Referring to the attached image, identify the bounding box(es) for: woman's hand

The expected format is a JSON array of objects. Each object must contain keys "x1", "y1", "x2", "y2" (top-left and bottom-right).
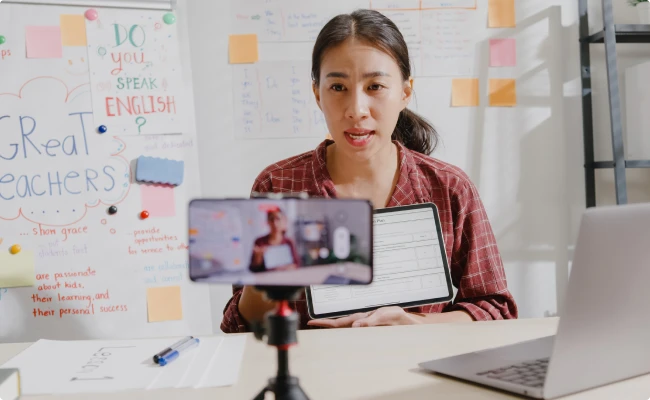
[
  {"x1": 307, "y1": 306, "x2": 423, "y2": 328},
  {"x1": 252, "y1": 245, "x2": 266, "y2": 265},
  {"x1": 307, "y1": 307, "x2": 473, "y2": 328}
]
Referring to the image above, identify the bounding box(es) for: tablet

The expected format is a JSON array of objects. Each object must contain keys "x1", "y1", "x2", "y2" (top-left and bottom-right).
[{"x1": 306, "y1": 203, "x2": 454, "y2": 319}]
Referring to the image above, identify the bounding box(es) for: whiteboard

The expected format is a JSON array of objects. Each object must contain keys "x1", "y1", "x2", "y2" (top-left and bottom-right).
[
  {"x1": 3, "y1": 0, "x2": 175, "y2": 11},
  {"x1": 0, "y1": 3, "x2": 211, "y2": 342}
]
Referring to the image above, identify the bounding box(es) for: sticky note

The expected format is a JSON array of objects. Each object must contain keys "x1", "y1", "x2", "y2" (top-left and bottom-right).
[
  {"x1": 229, "y1": 34, "x2": 259, "y2": 64},
  {"x1": 490, "y1": 38, "x2": 516, "y2": 67},
  {"x1": 60, "y1": 15, "x2": 87, "y2": 46},
  {"x1": 136, "y1": 156, "x2": 184, "y2": 186},
  {"x1": 147, "y1": 286, "x2": 183, "y2": 322},
  {"x1": 489, "y1": 79, "x2": 517, "y2": 107},
  {"x1": 140, "y1": 184, "x2": 176, "y2": 217},
  {"x1": 488, "y1": 0, "x2": 516, "y2": 28},
  {"x1": 0, "y1": 251, "x2": 35, "y2": 288},
  {"x1": 25, "y1": 26, "x2": 63, "y2": 58},
  {"x1": 451, "y1": 78, "x2": 479, "y2": 107}
]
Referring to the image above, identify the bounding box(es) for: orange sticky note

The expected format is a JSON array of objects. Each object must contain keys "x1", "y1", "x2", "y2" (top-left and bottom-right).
[
  {"x1": 488, "y1": 0, "x2": 515, "y2": 28},
  {"x1": 229, "y1": 34, "x2": 259, "y2": 64},
  {"x1": 60, "y1": 15, "x2": 87, "y2": 46},
  {"x1": 147, "y1": 286, "x2": 183, "y2": 322},
  {"x1": 489, "y1": 79, "x2": 517, "y2": 107},
  {"x1": 451, "y1": 78, "x2": 479, "y2": 107}
]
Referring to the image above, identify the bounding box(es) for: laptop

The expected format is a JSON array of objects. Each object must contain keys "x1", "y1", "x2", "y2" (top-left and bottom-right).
[{"x1": 419, "y1": 203, "x2": 650, "y2": 399}]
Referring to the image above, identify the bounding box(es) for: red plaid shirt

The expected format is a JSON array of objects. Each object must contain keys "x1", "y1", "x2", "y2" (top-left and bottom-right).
[{"x1": 221, "y1": 140, "x2": 518, "y2": 333}]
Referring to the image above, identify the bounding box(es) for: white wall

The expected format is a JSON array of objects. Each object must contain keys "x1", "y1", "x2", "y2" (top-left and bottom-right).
[{"x1": 183, "y1": 0, "x2": 650, "y2": 330}]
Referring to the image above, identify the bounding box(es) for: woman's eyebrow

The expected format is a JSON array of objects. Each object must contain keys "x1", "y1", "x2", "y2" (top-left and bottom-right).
[{"x1": 325, "y1": 71, "x2": 391, "y2": 79}]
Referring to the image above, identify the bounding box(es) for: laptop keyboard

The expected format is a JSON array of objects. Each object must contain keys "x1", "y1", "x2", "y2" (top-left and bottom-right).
[{"x1": 476, "y1": 358, "x2": 549, "y2": 388}]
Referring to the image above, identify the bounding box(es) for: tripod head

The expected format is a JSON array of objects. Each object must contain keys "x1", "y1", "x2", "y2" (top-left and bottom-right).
[{"x1": 251, "y1": 286, "x2": 310, "y2": 400}]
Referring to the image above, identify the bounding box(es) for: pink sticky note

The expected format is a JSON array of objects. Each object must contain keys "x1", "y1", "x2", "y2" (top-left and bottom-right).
[
  {"x1": 25, "y1": 26, "x2": 63, "y2": 59},
  {"x1": 140, "y1": 184, "x2": 176, "y2": 217},
  {"x1": 489, "y1": 38, "x2": 516, "y2": 67}
]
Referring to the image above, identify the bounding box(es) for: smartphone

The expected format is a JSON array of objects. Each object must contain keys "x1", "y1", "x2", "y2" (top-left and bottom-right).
[{"x1": 188, "y1": 198, "x2": 373, "y2": 287}]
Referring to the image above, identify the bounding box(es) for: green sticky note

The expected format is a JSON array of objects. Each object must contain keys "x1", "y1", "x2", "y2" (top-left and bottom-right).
[{"x1": 0, "y1": 251, "x2": 35, "y2": 288}]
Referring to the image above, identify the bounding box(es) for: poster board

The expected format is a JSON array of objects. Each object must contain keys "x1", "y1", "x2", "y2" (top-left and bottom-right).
[{"x1": 0, "y1": 2, "x2": 211, "y2": 342}]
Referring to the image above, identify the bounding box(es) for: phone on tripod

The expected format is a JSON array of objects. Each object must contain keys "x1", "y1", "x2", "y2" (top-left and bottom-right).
[{"x1": 188, "y1": 197, "x2": 374, "y2": 287}]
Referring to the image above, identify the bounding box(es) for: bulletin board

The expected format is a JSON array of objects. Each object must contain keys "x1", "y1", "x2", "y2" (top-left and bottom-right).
[{"x1": 0, "y1": 2, "x2": 211, "y2": 342}]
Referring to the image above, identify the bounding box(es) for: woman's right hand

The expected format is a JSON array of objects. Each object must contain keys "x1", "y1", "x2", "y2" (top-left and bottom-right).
[{"x1": 238, "y1": 285, "x2": 276, "y2": 324}]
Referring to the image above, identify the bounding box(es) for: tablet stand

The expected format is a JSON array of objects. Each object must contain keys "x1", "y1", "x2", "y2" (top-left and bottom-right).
[{"x1": 252, "y1": 286, "x2": 309, "y2": 400}]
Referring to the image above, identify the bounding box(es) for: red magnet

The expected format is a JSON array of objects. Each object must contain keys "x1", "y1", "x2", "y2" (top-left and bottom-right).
[{"x1": 140, "y1": 210, "x2": 150, "y2": 219}]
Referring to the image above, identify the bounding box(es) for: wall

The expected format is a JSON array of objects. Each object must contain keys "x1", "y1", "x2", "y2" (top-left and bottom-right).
[{"x1": 184, "y1": 0, "x2": 650, "y2": 331}]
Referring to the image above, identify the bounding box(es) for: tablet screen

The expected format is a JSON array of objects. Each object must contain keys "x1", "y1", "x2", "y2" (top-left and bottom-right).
[{"x1": 307, "y1": 204, "x2": 453, "y2": 318}]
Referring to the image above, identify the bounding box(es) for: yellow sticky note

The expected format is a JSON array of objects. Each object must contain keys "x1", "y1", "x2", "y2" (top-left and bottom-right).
[
  {"x1": 147, "y1": 286, "x2": 183, "y2": 322},
  {"x1": 0, "y1": 251, "x2": 35, "y2": 288},
  {"x1": 229, "y1": 34, "x2": 259, "y2": 64},
  {"x1": 488, "y1": 0, "x2": 516, "y2": 28},
  {"x1": 60, "y1": 15, "x2": 87, "y2": 46},
  {"x1": 489, "y1": 79, "x2": 517, "y2": 107},
  {"x1": 452, "y1": 78, "x2": 479, "y2": 107}
]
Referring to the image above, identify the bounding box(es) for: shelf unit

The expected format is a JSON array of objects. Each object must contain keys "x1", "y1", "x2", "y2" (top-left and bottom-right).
[{"x1": 578, "y1": 0, "x2": 650, "y2": 207}]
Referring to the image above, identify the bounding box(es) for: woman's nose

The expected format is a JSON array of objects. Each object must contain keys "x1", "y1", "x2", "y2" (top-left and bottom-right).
[{"x1": 345, "y1": 90, "x2": 370, "y2": 121}]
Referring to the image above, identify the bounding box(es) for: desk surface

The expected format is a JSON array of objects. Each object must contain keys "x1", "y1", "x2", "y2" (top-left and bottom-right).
[{"x1": 1, "y1": 318, "x2": 649, "y2": 400}]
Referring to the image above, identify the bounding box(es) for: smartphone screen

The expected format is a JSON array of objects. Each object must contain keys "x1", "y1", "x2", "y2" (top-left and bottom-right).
[{"x1": 188, "y1": 198, "x2": 373, "y2": 287}]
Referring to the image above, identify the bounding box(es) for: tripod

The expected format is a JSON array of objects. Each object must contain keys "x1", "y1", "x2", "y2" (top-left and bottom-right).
[{"x1": 252, "y1": 287, "x2": 309, "y2": 400}]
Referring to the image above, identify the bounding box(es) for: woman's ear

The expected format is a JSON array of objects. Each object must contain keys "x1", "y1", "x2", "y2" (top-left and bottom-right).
[
  {"x1": 402, "y1": 78, "x2": 413, "y2": 110},
  {"x1": 313, "y1": 81, "x2": 322, "y2": 110}
]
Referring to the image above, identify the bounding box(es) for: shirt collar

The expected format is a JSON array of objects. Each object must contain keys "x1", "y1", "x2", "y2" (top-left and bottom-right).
[{"x1": 311, "y1": 139, "x2": 420, "y2": 206}]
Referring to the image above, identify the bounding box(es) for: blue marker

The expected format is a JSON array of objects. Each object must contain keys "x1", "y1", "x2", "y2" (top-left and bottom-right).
[
  {"x1": 152, "y1": 336, "x2": 193, "y2": 363},
  {"x1": 158, "y1": 338, "x2": 200, "y2": 366}
]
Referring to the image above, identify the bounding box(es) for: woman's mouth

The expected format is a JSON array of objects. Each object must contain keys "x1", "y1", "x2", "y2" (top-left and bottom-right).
[{"x1": 344, "y1": 129, "x2": 375, "y2": 147}]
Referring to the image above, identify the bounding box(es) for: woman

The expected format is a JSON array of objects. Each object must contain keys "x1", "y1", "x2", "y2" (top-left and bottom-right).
[
  {"x1": 249, "y1": 207, "x2": 300, "y2": 273},
  {"x1": 221, "y1": 9, "x2": 517, "y2": 333}
]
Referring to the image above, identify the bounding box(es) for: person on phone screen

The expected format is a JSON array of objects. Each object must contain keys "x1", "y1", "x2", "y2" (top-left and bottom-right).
[
  {"x1": 249, "y1": 207, "x2": 300, "y2": 273},
  {"x1": 222, "y1": 9, "x2": 518, "y2": 332}
]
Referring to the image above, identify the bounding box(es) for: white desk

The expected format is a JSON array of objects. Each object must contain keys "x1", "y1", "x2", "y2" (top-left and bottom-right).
[{"x1": 1, "y1": 318, "x2": 649, "y2": 399}]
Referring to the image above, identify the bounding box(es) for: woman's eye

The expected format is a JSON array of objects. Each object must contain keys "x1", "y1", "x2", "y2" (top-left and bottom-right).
[
  {"x1": 330, "y1": 84, "x2": 345, "y2": 92},
  {"x1": 368, "y1": 84, "x2": 383, "y2": 91}
]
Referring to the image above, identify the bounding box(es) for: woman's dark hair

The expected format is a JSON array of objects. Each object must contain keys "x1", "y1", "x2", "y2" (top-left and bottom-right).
[{"x1": 311, "y1": 9, "x2": 438, "y2": 155}]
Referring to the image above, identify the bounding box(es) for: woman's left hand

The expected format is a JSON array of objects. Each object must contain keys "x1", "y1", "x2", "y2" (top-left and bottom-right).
[{"x1": 307, "y1": 306, "x2": 424, "y2": 328}]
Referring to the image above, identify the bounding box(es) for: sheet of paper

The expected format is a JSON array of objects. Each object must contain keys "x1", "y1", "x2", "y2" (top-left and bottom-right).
[
  {"x1": 196, "y1": 335, "x2": 247, "y2": 388},
  {"x1": 451, "y1": 78, "x2": 479, "y2": 107},
  {"x1": 0, "y1": 251, "x2": 35, "y2": 288},
  {"x1": 488, "y1": 0, "x2": 516, "y2": 28},
  {"x1": 176, "y1": 337, "x2": 225, "y2": 388},
  {"x1": 229, "y1": 34, "x2": 258, "y2": 64},
  {"x1": 60, "y1": 15, "x2": 87, "y2": 47},
  {"x1": 147, "y1": 337, "x2": 224, "y2": 389},
  {"x1": 85, "y1": 9, "x2": 187, "y2": 135},
  {"x1": 489, "y1": 78, "x2": 517, "y2": 107},
  {"x1": 140, "y1": 184, "x2": 176, "y2": 217},
  {"x1": 0, "y1": 338, "x2": 173, "y2": 394},
  {"x1": 490, "y1": 38, "x2": 516, "y2": 67},
  {"x1": 147, "y1": 286, "x2": 183, "y2": 322},
  {"x1": 25, "y1": 26, "x2": 62, "y2": 58},
  {"x1": 232, "y1": 61, "x2": 328, "y2": 138}
]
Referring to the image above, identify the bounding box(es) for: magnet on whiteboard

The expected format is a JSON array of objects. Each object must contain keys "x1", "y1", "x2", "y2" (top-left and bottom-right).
[
  {"x1": 0, "y1": 36, "x2": 6, "y2": 45},
  {"x1": 9, "y1": 245, "x2": 21, "y2": 255},
  {"x1": 108, "y1": 205, "x2": 118, "y2": 215},
  {"x1": 163, "y1": 13, "x2": 176, "y2": 25},
  {"x1": 85, "y1": 9, "x2": 99, "y2": 21},
  {"x1": 140, "y1": 210, "x2": 150, "y2": 219},
  {"x1": 98, "y1": 125, "x2": 107, "y2": 134}
]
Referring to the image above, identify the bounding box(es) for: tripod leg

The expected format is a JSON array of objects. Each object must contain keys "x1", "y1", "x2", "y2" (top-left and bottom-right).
[{"x1": 253, "y1": 385, "x2": 268, "y2": 400}]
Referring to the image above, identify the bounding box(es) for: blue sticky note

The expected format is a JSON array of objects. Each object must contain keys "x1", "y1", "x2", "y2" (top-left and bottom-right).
[{"x1": 136, "y1": 156, "x2": 184, "y2": 186}]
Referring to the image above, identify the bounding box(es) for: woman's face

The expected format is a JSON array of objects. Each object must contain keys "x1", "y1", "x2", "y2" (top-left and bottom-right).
[
  {"x1": 314, "y1": 38, "x2": 412, "y2": 161},
  {"x1": 267, "y1": 211, "x2": 286, "y2": 234}
]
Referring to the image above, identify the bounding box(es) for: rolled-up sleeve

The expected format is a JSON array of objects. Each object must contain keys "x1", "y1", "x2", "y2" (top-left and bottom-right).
[
  {"x1": 220, "y1": 286, "x2": 250, "y2": 333},
  {"x1": 443, "y1": 181, "x2": 518, "y2": 321}
]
